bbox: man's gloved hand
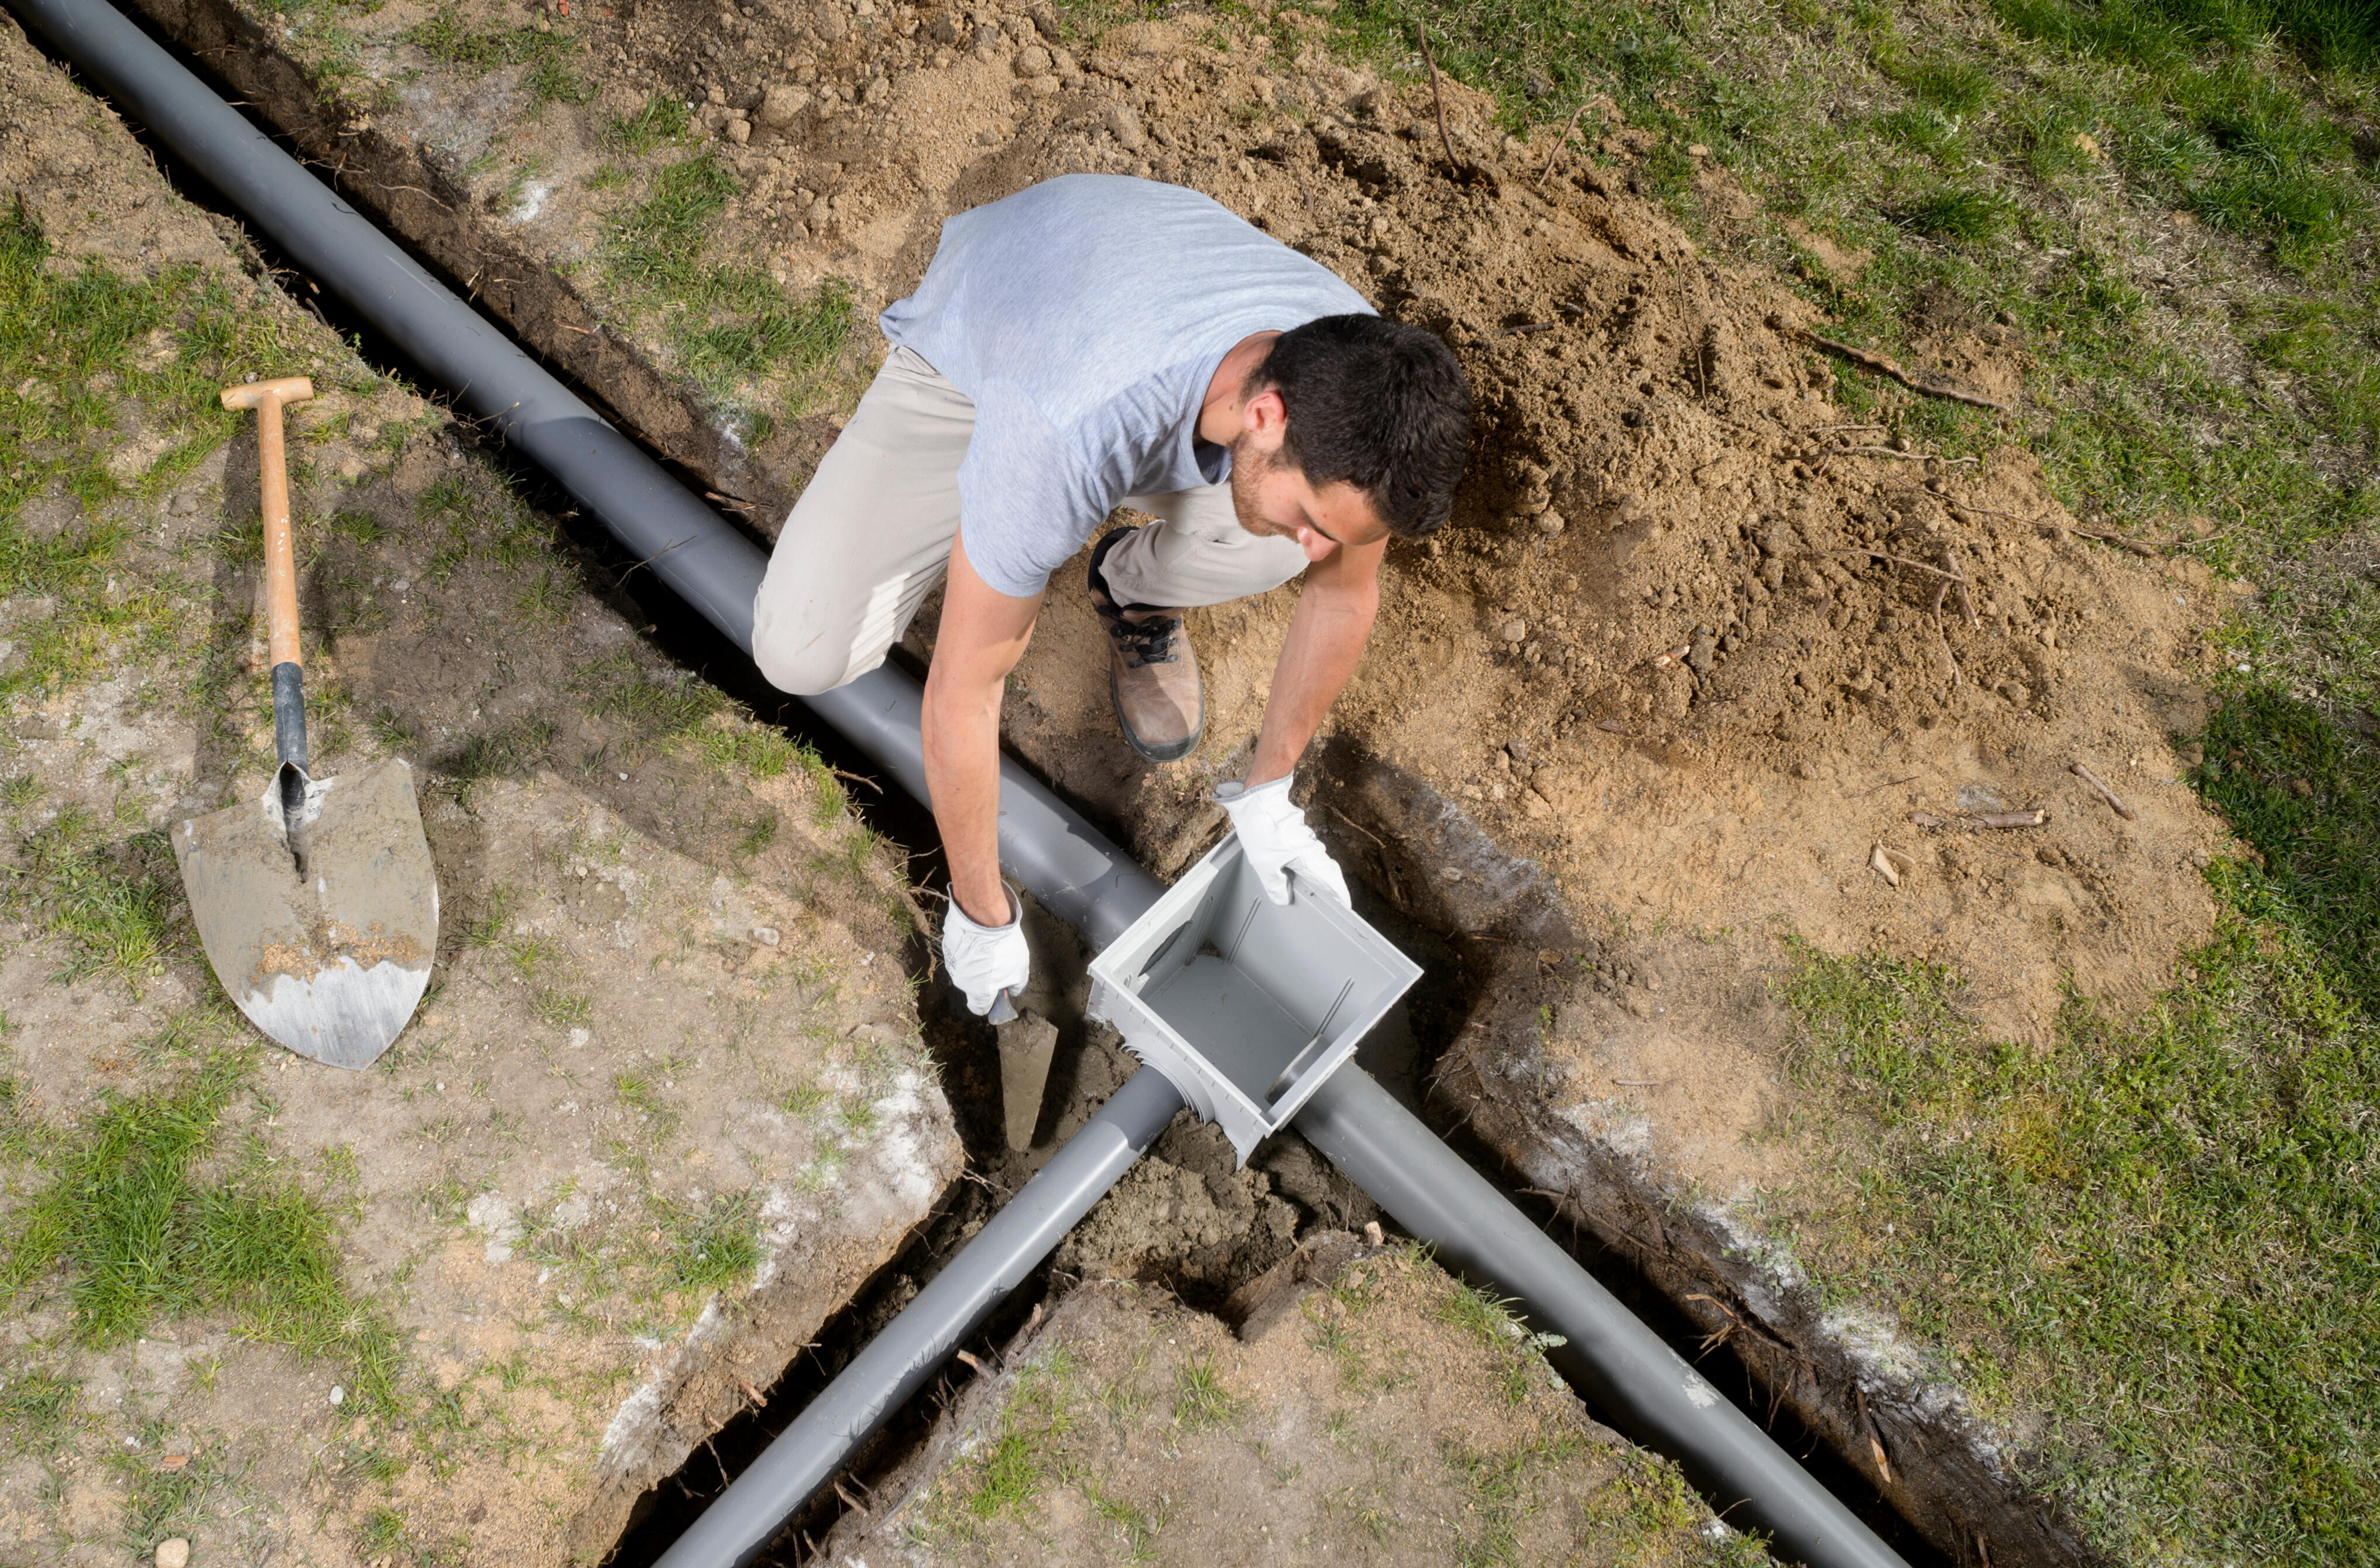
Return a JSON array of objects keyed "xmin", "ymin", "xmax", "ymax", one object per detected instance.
[
  {"xmin": 1215, "ymin": 774, "xmax": 1350, "ymax": 907},
  {"xmin": 943, "ymin": 887, "xmax": 1029, "ymax": 1016}
]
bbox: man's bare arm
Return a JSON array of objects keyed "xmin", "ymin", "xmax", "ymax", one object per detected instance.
[
  {"xmin": 922, "ymin": 531, "xmax": 1044, "ymax": 926},
  {"xmin": 1245, "ymin": 536, "xmax": 1384, "ymax": 786}
]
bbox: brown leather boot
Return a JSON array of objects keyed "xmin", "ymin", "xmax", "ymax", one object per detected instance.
[{"xmin": 1088, "ymin": 529, "xmax": 1203, "ymax": 762}]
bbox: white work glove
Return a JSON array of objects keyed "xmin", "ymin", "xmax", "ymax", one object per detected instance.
[
  {"xmin": 942, "ymin": 887, "xmax": 1029, "ymax": 1017},
  {"xmin": 1215, "ymin": 774, "xmax": 1350, "ymax": 908}
]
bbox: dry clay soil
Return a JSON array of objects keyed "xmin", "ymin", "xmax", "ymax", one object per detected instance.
[
  {"xmin": 80, "ymin": 0, "xmax": 2249, "ymax": 1559},
  {"xmin": 1, "ymin": 25, "xmax": 968, "ymax": 1566}
]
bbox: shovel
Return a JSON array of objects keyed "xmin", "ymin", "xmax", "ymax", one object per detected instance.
[{"xmin": 172, "ymin": 376, "xmax": 438, "ymax": 1068}]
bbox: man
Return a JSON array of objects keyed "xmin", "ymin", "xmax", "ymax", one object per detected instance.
[{"xmin": 752, "ymin": 174, "xmax": 1470, "ymax": 1015}]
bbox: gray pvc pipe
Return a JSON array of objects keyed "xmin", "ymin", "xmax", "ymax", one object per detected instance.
[
  {"xmin": 1295, "ymin": 1068, "xmax": 1904, "ymax": 1568},
  {"xmin": 13, "ymin": 5, "xmax": 1908, "ymax": 1562},
  {"xmin": 653, "ymin": 1066, "xmax": 1185, "ymax": 1568}
]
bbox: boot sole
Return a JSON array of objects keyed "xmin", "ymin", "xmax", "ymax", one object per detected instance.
[{"xmin": 1110, "ymin": 664, "xmax": 1203, "ymax": 763}]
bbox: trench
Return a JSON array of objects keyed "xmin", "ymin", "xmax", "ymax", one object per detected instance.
[{"xmin": 17, "ymin": 8, "xmax": 1974, "ymax": 1563}]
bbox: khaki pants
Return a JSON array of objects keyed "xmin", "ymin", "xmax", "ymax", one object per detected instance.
[{"xmin": 751, "ymin": 347, "xmax": 1311, "ymax": 696}]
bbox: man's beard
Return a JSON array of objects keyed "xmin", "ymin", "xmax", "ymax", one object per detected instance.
[{"xmin": 1226, "ymin": 434, "xmax": 1277, "ymax": 536}]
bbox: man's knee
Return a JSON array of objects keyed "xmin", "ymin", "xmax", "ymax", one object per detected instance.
[{"xmin": 753, "ymin": 617, "xmax": 867, "ymax": 697}]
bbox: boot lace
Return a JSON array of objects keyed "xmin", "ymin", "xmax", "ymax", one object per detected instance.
[{"xmin": 1092, "ymin": 596, "xmax": 1181, "ymax": 668}]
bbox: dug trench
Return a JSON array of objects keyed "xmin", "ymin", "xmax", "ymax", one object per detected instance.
[{"xmin": 41, "ymin": 0, "xmax": 2251, "ymax": 1560}]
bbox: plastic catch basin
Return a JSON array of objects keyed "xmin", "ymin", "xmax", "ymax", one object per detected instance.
[{"xmin": 1087, "ymin": 833, "xmax": 1421, "ymax": 1164}]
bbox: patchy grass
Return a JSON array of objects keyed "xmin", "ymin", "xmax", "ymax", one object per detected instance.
[
  {"xmin": 5, "ymin": 806, "xmax": 180, "ymax": 987},
  {"xmin": 932, "ymin": 1347, "xmax": 1082, "ymax": 1533},
  {"xmin": 1775, "ymin": 806, "xmax": 2379, "ymax": 1561},
  {"xmin": 1170, "ymin": 1355, "xmax": 1237, "ymax": 1432},
  {"xmin": 0, "ymin": 1036, "xmax": 418, "ymax": 1432},
  {"xmin": 594, "ymin": 152, "xmax": 855, "ymax": 432},
  {"xmin": 1, "ymin": 205, "xmax": 318, "ymax": 703}
]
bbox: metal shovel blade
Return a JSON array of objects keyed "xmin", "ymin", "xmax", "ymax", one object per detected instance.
[{"xmin": 173, "ymin": 757, "xmax": 438, "ymax": 1069}]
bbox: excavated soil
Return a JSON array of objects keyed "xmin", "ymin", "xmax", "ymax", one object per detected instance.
[
  {"xmin": 75, "ymin": 0, "xmax": 2247, "ymax": 1560},
  {"xmin": 0, "ymin": 25, "xmax": 959, "ymax": 1564}
]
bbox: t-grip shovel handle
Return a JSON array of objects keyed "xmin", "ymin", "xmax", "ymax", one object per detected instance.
[{"xmin": 220, "ymin": 376, "xmax": 315, "ymax": 822}]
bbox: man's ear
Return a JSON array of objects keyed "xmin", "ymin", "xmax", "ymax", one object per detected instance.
[{"xmin": 1240, "ymin": 385, "xmax": 1288, "ymax": 441}]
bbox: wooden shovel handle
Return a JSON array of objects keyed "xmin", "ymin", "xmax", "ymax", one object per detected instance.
[{"xmin": 221, "ymin": 376, "xmax": 314, "ymax": 668}]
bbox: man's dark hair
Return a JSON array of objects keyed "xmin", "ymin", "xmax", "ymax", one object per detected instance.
[{"xmin": 1248, "ymin": 314, "xmax": 1471, "ymax": 538}]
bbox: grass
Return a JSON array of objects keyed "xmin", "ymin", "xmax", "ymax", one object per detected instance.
[
  {"xmin": 1, "ymin": 204, "xmax": 314, "ymax": 703},
  {"xmin": 593, "ymin": 150, "xmax": 855, "ymax": 431},
  {"xmin": 656, "ymin": 1192, "xmax": 761, "ymax": 1294},
  {"xmin": 0, "ymin": 1034, "xmax": 417, "ymax": 1431},
  {"xmin": 935, "ymin": 1348, "xmax": 1081, "ymax": 1532},
  {"xmin": 6, "ymin": 806, "xmax": 180, "ymax": 987},
  {"xmin": 1170, "ymin": 1356, "xmax": 1237, "ymax": 1431},
  {"xmin": 1774, "ymin": 693, "xmax": 2380, "ymax": 1563}
]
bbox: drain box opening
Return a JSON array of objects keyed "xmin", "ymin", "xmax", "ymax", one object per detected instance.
[{"xmin": 1090, "ymin": 833, "xmax": 1420, "ymax": 1165}]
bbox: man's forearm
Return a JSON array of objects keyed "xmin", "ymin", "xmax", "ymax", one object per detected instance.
[
  {"xmin": 921, "ymin": 666, "xmax": 1010, "ymax": 927},
  {"xmin": 1247, "ymin": 554, "xmax": 1380, "ymax": 785}
]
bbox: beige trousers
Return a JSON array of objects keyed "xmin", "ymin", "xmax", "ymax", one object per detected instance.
[{"xmin": 751, "ymin": 347, "xmax": 1311, "ymax": 696}]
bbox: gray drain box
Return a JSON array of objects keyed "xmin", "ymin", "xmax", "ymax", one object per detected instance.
[{"xmin": 1088, "ymin": 833, "xmax": 1421, "ymax": 1164}]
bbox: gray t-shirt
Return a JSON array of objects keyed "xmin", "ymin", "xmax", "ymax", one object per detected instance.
[{"xmin": 879, "ymin": 174, "xmax": 1373, "ymax": 599}]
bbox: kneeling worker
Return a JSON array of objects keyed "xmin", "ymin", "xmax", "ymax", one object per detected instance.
[{"xmin": 751, "ymin": 174, "xmax": 1472, "ymax": 1015}]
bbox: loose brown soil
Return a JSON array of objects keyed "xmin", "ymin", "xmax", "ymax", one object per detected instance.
[{"xmin": 74, "ymin": 0, "xmax": 2248, "ymax": 1559}]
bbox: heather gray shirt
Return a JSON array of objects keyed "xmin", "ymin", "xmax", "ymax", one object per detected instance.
[{"xmin": 879, "ymin": 174, "xmax": 1372, "ymax": 599}]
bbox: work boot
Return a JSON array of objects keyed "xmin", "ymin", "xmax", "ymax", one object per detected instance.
[{"xmin": 1087, "ymin": 527, "xmax": 1203, "ymax": 763}]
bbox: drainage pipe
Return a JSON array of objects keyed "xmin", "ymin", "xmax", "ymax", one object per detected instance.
[
  {"xmin": 1297, "ymin": 1067, "xmax": 1902, "ymax": 1567},
  {"xmin": 11, "ymin": 6, "xmax": 1908, "ymax": 1563},
  {"xmin": 653, "ymin": 1067, "xmax": 1185, "ymax": 1568}
]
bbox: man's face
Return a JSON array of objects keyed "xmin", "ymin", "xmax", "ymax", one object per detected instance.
[{"xmin": 1227, "ymin": 433, "xmax": 1390, "ymax": 562}]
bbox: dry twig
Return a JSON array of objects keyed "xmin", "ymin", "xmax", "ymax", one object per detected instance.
[
  {"xmin": 1416, "ymin": 23, "xmax": 1460, "ymax": 170},
  {"xmin": 1823, "ymin": 547, "xmax": 1969, "ymax": 584},
  {"xmin": 2074, "ymin": 526, "xmax": 2160, "ymax": 557},
  {"xmin": 2070, "ymin": 760, "xmax": 2137, "ymax": 821},
  {"xmin": 1537, "ymin": 97, "xmax": 1593, "ymax": 187},
  {"xmin": 1942, "ymin": 547, "xmax": 1980, "ymax": 627},
  {"xmin": 1911, "ymin": 808, "xmax": 2047, "ymax": 830},
  {"xmin": 1793, "ymin": 327, "xmax": 2014, "ymax": 412},
  {"xmin": 1932, "ymin": 578, "xmax": 1961, "ymax": 689},
  {"xmin": 1837, "ymin": 445, "xmax": 1981, "ymax": 465}
]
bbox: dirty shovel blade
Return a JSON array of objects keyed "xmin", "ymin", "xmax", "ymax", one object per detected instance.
[{"xmin": 173, "ymin": 757, "xmax": 438, "ymax": 1069}]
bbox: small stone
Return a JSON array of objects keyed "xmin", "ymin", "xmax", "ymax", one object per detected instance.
[
  {"xmin": 1505, "ymin": 737, "xmax": 1531, "ymax": 763},
  {"xmin": 756, "ymin": 84, "xmax": 811, "ymax": 126},
  {"xmin": 723, "ymin": 116, "xmax": 750, "ymax": 144},
  {"xmin": 156, "ymin": 1541, "xmax": 190, "ymax": 1568},
  {"xmin": 811, "ymin": 4, "xmax": 849, "ymax": 42},
  {"xmin": 1522, "ymin": 789, "xmax": 1552, "ymax": 819},
  {"xmin": 1497, "ymin": 617, "xmax": 1528, "ymax": 643},
  {"xmin": 752, "ymin": 925, "xmax": 780, "ymax": 946},
  {"xmin": 1535, "ymin": 510, "xmax": 1565, "ymax": 536},
  {"xmin": 330, "ymin": 1385, "xmax": 345, "ymax": 1406},
  {"xmin": 1105, "ymin": 103, "xmax": 1147, "ymax": 150}
]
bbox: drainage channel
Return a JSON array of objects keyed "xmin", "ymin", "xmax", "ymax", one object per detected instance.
[{"xmin": 11, "ymin": 5, "xmax": 1949, "ymax": 1562}]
